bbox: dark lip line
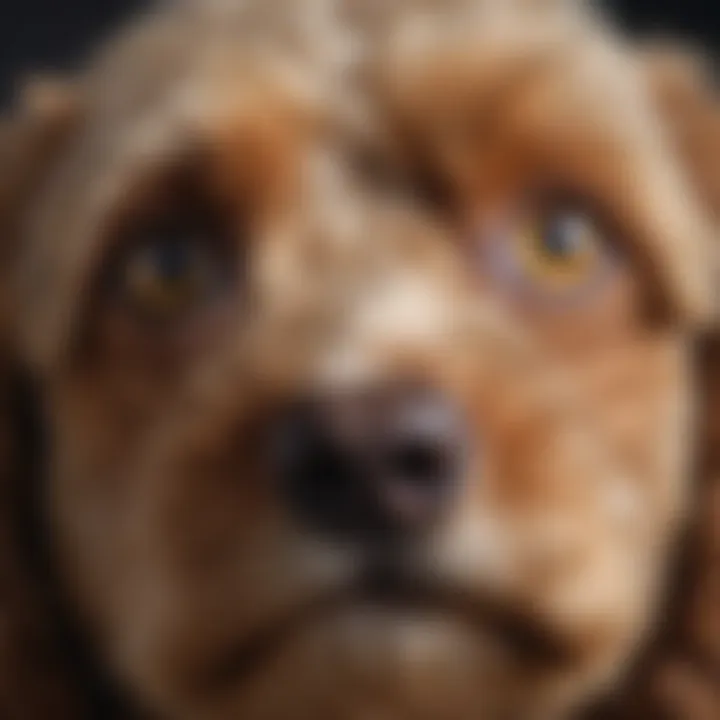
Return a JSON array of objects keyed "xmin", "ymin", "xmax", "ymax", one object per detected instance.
[{"xmin": 199, "ymin": 574, "xmax": 579, "ymax": 696}]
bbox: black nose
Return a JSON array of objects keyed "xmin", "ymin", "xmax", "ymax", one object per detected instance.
[{"xmin": 272, "ymin": 384, "xmax": 467, "ymax": 543}]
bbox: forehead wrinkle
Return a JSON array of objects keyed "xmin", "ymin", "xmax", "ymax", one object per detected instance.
[{"xmin": 373, "ymin": 21, "xmax": 602, "ymax": 200}]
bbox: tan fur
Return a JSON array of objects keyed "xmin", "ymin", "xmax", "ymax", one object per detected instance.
[{"xmin": 0, "ymin": 2, "xmax": 717, "ymax": 719}]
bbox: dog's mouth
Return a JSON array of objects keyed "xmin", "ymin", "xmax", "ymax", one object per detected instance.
[{"xmin": 203, "ymin": 560, "xmax": 576, "ymax": 695}]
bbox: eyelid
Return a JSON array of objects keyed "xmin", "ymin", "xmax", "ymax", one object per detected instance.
[
  {"xmin": 93, "ymin": 181, "xmax": 242, "ymax": 331},
  {"xmin": 477, "ymin": 204, "xmax": 618, "ymax": 310}
]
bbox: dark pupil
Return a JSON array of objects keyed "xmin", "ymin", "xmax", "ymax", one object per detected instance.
[
  {"xmin": 150, "ymin": 235, "xmax": 196, "ymax": 282},
  {"xmin": 541, "ymin": 217, "xmax": 580, "ymax": 259}
]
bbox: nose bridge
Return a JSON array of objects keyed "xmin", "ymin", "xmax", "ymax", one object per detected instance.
[
  {"xmin": 248, "ymin": 145, "xmax": 480, "ymax": 399},
  {"xmin": 314, "ymin": 264, "xmax": 466, "ymax": 393},
  {"xmin": 360, "ymin": 270, "xmax": 458, "ymax": 344}
]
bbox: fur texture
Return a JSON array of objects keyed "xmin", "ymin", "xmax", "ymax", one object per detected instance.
[{"xmin": 0, "ymin": 1, "xmax": 717, "ymax": 719}]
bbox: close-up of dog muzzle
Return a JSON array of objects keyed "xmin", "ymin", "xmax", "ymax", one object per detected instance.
[{"xmin": 0, "ymin": 1, "xmax": 719, "ymax": 719}]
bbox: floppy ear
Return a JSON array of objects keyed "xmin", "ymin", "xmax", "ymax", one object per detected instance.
[
  {"xmin": 586, "ymin": 45, "xmax": 720, "ymax": 720},
  {"xmin": 645, "ymin": 43, "xmax": 720, "ymax": 683},
  {"xmin": 640, "ymin": 44, "xmax": 720, "ymax": 221},
  {"xmin": 0, "ymin": 78, "xmax": 101, "ymax": 719},
  {"xmin": 0, "ymin": 77, "xmax": 82, "ymax": 331}
]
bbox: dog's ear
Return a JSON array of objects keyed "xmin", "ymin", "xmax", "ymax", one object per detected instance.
[
  {"xmin": 640, "ymin": 44, "xmax": 720, "ymax": 221},
  {"xmin": 593, "ymin": 46, "xmax": 720, "ymax": 720},
  {"xmin": 0, "ymin": 78, "xmax": 98, "ymax": 719},
  {"xmin": 0, "ymin": 78, "xmax": 81, "ymax": 253},
  {"xmin": 641, "ymin": 45, "xmax": 720, "ymax": 322},
  {"xmin": 0, "ymin": 77, "xmax": 82, "ymax": 335}
]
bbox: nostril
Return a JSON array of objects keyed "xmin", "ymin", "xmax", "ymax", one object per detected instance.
[
  {"xmin": 272, "ymin": 409, "xmax": 361, "ymax": 526},
  {"xmin": 385, "ymin": 440, "xmax": 450, "ymax": 490}
]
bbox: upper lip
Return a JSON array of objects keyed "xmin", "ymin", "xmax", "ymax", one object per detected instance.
[{"xmin": 202, "ymin": 561, "xmax": 576, "ymax": 695}]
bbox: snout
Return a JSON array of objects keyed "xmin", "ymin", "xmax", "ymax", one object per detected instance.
[{"xmin": 101, "ymin": 284, "xmax": 666, "ymax": 720}]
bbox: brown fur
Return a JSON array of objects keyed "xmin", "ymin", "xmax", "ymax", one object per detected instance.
[
  {"xmin": 0, "ymin": 2, "xmax": 718, "ymax": 719},
  {"xmin": 581, "ymin": 43, "xmax": 720, "ymax": 720}
]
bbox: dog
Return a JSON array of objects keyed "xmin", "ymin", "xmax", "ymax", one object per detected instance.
[{"xmin": 0, "ymin": 1, "xmax": 717, "ymax": 718}]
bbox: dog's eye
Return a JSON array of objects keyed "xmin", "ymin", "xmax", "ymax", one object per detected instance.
[
  {"xmin": 517, "ymin": 212, "xmax": 603, "ymax": 286},
  {"xmin": 115, "ymin": 217, "xmax": 232, "ymax": 323},
  {"xmin": 483, "ymin": 204, "xmax": 615, "ymax": 308}
]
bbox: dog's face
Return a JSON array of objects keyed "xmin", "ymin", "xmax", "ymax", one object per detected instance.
[{"xmin": 2, "ymin": 2, "xmax": 715, "ymax": 719}]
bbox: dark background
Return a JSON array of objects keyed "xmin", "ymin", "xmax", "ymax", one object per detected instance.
[{"xmin": 0, "ymin": 0, "xmax": 718, "ymax": 105}]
